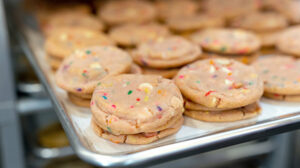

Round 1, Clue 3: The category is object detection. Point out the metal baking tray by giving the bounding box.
[9,3,300,167]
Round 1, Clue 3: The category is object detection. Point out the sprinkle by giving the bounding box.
[222,67,231,74]
[209,66,216,73]
[157,105,163,111]
[209,60,215,65]
[205,90,215,96]
[144,95,149,102]
[216,59,230,65]
[112,104,116,109]
[76,88,82,92]
[220,46,227,52]
[225,79,233,85]
[196,80,201,84]
[90,101,94,106]
[274,93,280,97]
[139,83,153,93]
[128,90,133,95]
[250,73,257,78]
[90,63,102,69]
[82,70,88,78]
[130,105,134,108]
[233,82,243,89]
[107,127,112,133]
[86,50,91,54]
[157,114,162,119]
[179,75,185,79]
[248,81,254,85]
[102,96,107,100]
[157,90,162,94]
[97,82,101,86]
[212,74,218,78]
[263,69,269,74]
[136,98,140,101]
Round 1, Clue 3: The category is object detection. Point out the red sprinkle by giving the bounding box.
[179,75,184,79]
[205,90,215,96]
[274,94,280,97]
[130,105,134,108]
[112,104,116,109]
[90,101,94,106]
[136,98,140,101]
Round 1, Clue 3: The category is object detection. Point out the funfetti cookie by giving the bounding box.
[132,36,202,69]
[174,58,263,109]
[252,55,300,101]
[98,0,156,26]
[204,0,260,20]
[230,11,288,47]
[45,27,114,68]
[55,46,132,107]
[185,102,261,122]
[90,74,184,144]
[109,23,170,47]
[276,26,300,57]
[142,67,179,79]
[190,28,261,55]
[44,12,104,36]
[155,0,199,20]
[167,14,224,33]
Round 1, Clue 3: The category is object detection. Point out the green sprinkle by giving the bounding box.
[248,81,254,85]
[263,69,269,74]
[97,82,101,86]
[220,46,227,52]
[86,50,91,54]
[126,81,130,85]
[196,80,200,84]
[82,73,87,78]
[128,90,133,95]
[107,127,112,133]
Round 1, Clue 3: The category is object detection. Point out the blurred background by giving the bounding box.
[0,0,300,167]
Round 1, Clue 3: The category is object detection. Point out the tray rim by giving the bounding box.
[10,6,300,168]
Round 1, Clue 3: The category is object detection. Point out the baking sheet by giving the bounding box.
[22,26,300,155]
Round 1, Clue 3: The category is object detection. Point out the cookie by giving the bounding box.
[202,52,259,65]
[167,14,224,33]
[190,28,261,55]
[55,46,132,96]
[185,102,261,122]
[174,58,263,109]
[252,55,300,96]
[185,99,233,111]
[204,0,260,20]
[91,116,183,144]
[45,27,115,59]
[109,23,170,47]
[68,93,90,107]
[230,11,288,47]
[269,0,300,24]
[263,93,300,102]
[132,36,202,69]
[130,64,142,74]
[44,13,104,36]
[99,0,156,26]
[91,74,184,136]
[276,26,300,57]
[142,67,179,79]
[155,0,199,20]
[230,12,288,32]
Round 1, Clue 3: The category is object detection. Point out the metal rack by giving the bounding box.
[2,0,300,168]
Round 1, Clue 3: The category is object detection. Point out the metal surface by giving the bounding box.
[17,98,52,115]
[9,3,300,168]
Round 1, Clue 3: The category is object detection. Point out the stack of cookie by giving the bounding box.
[91,74,184,144]
[166,14,225,37]
[109,23,170,49]
[98,0,157,26]
[55,46,132,107]
[174,58,263,122]
[45,27,114,70]
[43,12,104,36]
[132,36,202,78]
[252,55,300,102]
[154,0,199,21]
[190,28,261,64]
[230,11,288,53]
[276,26,300,57]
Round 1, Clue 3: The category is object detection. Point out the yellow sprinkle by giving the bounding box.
[90,63,102,69]
[144,96,149,102]
[242,89,250,93]
[250,73,257,78]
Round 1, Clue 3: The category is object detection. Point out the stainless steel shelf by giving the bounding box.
[8,2,300,167]
[17,98,52,115]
